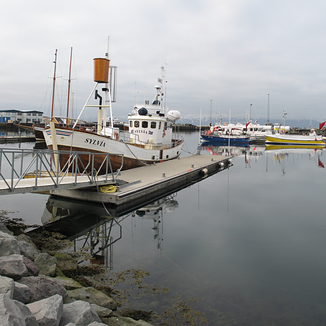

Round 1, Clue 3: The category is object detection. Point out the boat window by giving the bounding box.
[142,121,148,128]
[151,122,156,129]
[130,121,133,128]
[159,122,161,129]
[134,121,140,128]
[164,122,167,130]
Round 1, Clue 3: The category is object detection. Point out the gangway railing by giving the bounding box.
[0,148,124,193]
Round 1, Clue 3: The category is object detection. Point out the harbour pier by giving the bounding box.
[0,148,232,204]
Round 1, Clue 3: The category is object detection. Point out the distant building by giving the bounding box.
[0,109,43,124]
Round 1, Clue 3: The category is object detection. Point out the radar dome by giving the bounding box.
[138,107,148,116]
[167,110,181,121]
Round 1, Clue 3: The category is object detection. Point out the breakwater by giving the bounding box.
[173,124,210,132]
[0,222,153,326]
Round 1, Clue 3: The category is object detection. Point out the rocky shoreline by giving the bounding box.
[0,223,154,326]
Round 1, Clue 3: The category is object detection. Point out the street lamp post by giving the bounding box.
[250,104,253,121]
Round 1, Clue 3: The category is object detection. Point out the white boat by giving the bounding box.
[245,122,273,141]
[43,54,184,173]
[210,121,272,141]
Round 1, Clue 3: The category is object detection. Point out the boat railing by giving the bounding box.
[0,148,123,193]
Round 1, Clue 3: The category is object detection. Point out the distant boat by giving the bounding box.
[210,121,272,142]
[265,132,324,147]
[201,132,250,145]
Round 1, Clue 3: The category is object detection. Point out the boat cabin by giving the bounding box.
[127,86,180,147]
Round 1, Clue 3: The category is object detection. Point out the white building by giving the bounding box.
[0,110,43,124]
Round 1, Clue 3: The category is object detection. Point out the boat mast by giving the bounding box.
[161,65,166,115]
[104,36,113,129]
[51,49,58,118]
[267,94,270,124]
[66,47,73,120]
[209,99,212,127]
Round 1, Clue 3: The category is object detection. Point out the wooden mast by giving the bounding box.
[66,47,73,120]
[51,49,57,119]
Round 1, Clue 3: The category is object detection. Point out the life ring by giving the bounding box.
[99,185,117,193]
[162,130,166,137]
[280,130,284,134]
[114,131,119,140]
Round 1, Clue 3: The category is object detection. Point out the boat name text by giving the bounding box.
[84,138,106,147]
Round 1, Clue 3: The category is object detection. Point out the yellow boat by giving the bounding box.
[265,133,325,147]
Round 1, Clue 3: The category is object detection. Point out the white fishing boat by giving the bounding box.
[43,52,184,173]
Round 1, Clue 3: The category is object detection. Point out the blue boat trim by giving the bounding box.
[45,130,73,137]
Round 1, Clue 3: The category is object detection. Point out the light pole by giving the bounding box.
[250,104,253,121]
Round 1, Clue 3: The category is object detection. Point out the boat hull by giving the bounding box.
[265,134,324,146]
[201,134,250,146]
[43,127,184,173]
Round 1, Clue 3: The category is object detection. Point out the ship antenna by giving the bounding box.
[106,36,110,59]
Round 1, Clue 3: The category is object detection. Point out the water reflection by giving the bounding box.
[34,193,179,269]
[132,195,178,252]
[264,145,325,174]
[201,143,325,170]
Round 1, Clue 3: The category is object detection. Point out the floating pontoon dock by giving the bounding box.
[51,154,232,205]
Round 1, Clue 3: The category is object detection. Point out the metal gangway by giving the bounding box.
[0,148,123,195]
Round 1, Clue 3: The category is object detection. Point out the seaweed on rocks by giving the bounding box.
[0,212,38,235]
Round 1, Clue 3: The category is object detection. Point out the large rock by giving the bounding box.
[24,257,39,276]
[18,276,67,303]
[13,299,39,326]
[34,253,57,277]
[54,253,78,272]
[13,281,30,304]
[67,287,117,310]
[0,254,29,280]
[54,275,84,290]
[59,300,101,326]
[17,234,40,261]
[0,293,38,326]
[0,275,15,299]
[88,322,110,326]
[0,231,21,257]
[27,294,63,326]
[91,303,113,318]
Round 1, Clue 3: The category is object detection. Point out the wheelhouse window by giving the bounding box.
[130,121,133,128]
[159,122,161,129]
[134,121,140,128]
[164,122,167,130]
[142,121,148,128]
[151,121,156,129]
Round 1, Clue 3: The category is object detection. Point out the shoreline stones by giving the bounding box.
[0,228,154,325]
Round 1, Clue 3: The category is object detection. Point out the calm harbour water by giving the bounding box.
[1,132,326,325]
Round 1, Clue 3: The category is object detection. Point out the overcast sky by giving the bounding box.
[1,0,326,124]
